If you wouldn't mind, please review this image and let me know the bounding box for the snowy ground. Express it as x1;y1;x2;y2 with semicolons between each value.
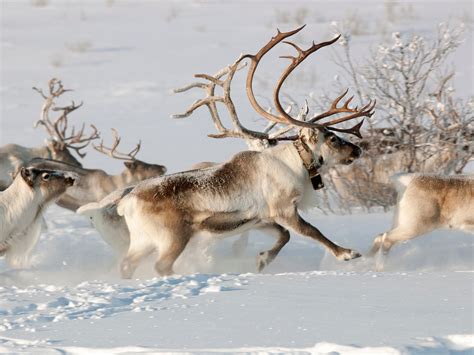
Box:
1;1;473;354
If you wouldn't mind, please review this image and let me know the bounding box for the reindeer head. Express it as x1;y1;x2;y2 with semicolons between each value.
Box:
94;129;167;183
46;140;82;166
20;167;77;201
298;128;362;170
122;159;167;181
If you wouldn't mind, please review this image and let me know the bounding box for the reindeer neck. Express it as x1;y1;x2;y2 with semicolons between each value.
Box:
109;172;135;191
263;143;307;177
1;176;39;225
31;145;53;159
281;138;325;191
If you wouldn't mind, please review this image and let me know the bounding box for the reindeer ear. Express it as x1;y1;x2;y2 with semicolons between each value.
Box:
20;167;36;187
124;161;135;170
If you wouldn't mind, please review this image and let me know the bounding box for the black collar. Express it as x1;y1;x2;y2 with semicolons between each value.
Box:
293;139;325;190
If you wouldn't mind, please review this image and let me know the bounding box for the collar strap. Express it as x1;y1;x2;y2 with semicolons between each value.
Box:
293;139;321;178
293;138;324;190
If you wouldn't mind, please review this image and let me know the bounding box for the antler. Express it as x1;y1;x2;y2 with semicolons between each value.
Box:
93;128;141;161
172;59;278;146
33;78;100;157
239;26;375;138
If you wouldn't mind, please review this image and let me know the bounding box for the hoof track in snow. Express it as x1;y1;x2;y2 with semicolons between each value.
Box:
0;274;243;332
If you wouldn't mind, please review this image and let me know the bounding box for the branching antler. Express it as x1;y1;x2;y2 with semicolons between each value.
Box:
239;25;375;138
172;60;280;148
173;26;375;147
93;128;141;161
33;78;99;158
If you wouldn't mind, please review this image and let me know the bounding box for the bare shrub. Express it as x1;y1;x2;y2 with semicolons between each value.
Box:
320;23;473;211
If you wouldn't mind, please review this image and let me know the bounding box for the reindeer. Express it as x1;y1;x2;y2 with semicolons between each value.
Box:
0;166;77;268
115;26;375;278
368;173;474;260
0;79;99;190
26;129;167;212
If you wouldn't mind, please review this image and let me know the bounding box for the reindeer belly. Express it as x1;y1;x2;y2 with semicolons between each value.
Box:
198;211;260;238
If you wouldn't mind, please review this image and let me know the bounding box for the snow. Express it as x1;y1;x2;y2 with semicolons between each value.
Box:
1;0;473;354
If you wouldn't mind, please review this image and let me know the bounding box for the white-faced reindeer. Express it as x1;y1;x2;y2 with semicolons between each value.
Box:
0;166;77;268
0;79;98;190
116;26;375;278
27;129;167;212
368;173;474;260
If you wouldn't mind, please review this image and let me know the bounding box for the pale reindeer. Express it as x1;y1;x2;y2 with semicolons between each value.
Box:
368;173;474;260
116;26;375;278
27;129;167;212
0;166;77;268
0;78;98;190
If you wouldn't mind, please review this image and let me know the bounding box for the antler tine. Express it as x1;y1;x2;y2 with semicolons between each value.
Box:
326;120;365;139
93;128;140;161
50;100;99;155
172;58;271;145
128;140;142;160
272;34;343;128
320;99;376;127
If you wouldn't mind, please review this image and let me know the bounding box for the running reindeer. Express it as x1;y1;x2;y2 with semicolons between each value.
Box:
0;78;98;190
0;166;77;267
28;128;167;212
116;26;375;278
368;173;474;260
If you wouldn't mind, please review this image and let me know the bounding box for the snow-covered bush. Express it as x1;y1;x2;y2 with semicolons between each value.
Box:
322;23;473;211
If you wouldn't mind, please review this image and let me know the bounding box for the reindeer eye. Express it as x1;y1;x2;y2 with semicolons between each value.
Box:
42;173;51;181
330;136;338;143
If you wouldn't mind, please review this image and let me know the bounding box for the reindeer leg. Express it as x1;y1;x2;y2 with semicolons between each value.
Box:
154;234;190;277
276;208;361;261
232;232;249;257
368;233;386;257
256;223;290;272
120;243;154;279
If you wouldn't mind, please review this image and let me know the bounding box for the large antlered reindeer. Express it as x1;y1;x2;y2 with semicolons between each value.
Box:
0;79;99;190
117;26;375;278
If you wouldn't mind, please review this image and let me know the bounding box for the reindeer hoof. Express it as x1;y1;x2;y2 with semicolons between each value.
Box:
337;249;362;261
256;251;273;272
